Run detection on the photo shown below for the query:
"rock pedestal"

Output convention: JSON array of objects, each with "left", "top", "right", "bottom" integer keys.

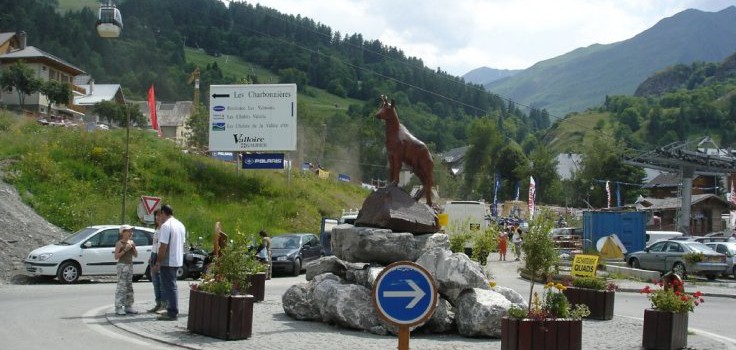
[
  {"left": 283, "top": 226, "right": 527, "bottom": 338},
  {"left": 355, "top": 186, "right": 439, "bottom": 233}
]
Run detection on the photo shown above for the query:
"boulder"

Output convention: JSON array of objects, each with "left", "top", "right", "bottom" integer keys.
[
  {"left": 417, "top": 297, "right": 455, "bottom": 334},
  {"left": 355, "top": 186, "right": 439, "bottom": 233},
  {"left": 415, "top": 248, "right": 490, "bottom": 303},
  {"left": 491, "top": 286, "right": 528, "bottom": 309},
  {"left": 332, "top": 226, "right": 449, "bottom": 265},
  {"left": 305, "top": 255, "right": 370, "bottom": 281},
  {"left": 313, "top": 276, "right": 388, "bottom": 335},
  {"left": 281, "top": 282, "right": 320, "bottom": 320},
  {"left": 346, "top": 265, "right": 383, "bottom": 289},
  {"left": 454, "top": 288, "right": 513, "bottom": 338}
]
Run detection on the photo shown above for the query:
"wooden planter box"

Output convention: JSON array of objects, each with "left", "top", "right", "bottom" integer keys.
[
  {"left": 563, "top": 287, "right": 615, "bottom": 320},
  {"left": 246, "top": 272, "right": 266, "bottom": 302},
  {"left": 642, "top": 309, "right": 688, "bottom": 350},
  {"left": 187, "top": 288, "right": 254, "bottom": 340},
  {"left": 501, "top": 317, "right": 582, "bottom": 350}
]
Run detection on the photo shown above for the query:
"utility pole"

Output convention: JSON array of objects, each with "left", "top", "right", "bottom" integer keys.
[
  {"left": 121, "top": 105, "right": 130, "bottom": 224},
  {"left": 188, "top": 67, "right": 200, "bottom": 107}
]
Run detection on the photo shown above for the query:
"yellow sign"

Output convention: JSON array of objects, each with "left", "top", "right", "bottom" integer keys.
[
  {"left": 437, "top": 213, "right": 449, "bottom": 227},
  {"left": 571, "top": 254, "right": 599, "bottom": 278}
]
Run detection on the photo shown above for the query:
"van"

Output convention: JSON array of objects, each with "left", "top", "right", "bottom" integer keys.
[
  {"left": 645, "top": 231, "right": 683, "bottom": 246},
  {"left": 442, "top": 201, "right": 488, "bottom": 232}
]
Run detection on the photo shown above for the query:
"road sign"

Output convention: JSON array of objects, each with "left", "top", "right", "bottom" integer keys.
[
  {"left": 141, "top": 196, "right": 161, "bottom": 215},
  {"left": 208, "top": 84, "right": 297, "bottom": 152},
  {"left": 137, "top": 196, "right": 161, "bottom": 225},
  {"left": 372, "top": 261, "right": 437, "bottom": 327}
]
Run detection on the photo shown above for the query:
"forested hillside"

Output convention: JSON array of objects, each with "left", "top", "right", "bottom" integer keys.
[{"left": 1, "top": 0, "right": 554, "bottom": 203}]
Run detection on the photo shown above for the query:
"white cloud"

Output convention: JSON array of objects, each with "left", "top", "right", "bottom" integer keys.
[{"left": 251, "top": 0, "right": 734, "bottom": 75}]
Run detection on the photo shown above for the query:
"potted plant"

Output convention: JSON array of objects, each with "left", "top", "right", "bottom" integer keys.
[
  {"left": 640, "top": 274, "right": 704, "bottom": 350},
  {"left": 501, "top": 211, "right": 590, "bottom": 350},
  {"left": 187, "top": 239, "right": 257, "bottom": 340},
  {"left": 563, "top": 276, "right": 618, "bottom": 320}
]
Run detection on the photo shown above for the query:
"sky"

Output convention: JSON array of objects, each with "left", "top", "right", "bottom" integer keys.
[{"left": 250, "top": 0, "right": 736, "bottom": 76}]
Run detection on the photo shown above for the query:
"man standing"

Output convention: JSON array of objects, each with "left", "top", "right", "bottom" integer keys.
[{"left": 152, "top": 204, "right": 185, "bottom": 321}]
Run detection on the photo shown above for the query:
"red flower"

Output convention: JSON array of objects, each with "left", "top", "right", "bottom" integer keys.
[
  {"left": 693, "top": 291, "right": 703, "bottom": 298},
  {"left": 640, "top": 285, "right": 652, "bottom": 294}
]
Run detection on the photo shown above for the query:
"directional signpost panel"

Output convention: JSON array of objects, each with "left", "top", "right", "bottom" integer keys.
[
  {"left": 372, "top": 261, "right": 437, "bottom": 350},
  {"left": 208, "top": 84, "right": 297, "bottom": 152}
]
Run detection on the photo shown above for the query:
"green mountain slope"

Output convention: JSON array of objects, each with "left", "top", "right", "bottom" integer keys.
[
  {"left": 0, "top": 113, "right": 367, "bottom": 238},
  {"left": 486, "top": 6, "right": 736, "bottom": 118}
]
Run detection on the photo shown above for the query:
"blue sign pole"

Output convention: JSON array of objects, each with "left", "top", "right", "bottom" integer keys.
[{"left": 372, "top": 261, "right": 437, "bottom": 350}]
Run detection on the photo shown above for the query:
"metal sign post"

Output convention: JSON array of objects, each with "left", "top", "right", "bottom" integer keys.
[{"left": 372, "top": 261, "right": 437, "bottom": 350}]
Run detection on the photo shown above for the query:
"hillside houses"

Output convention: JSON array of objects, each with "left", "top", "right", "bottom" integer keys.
[{"left": 0, "top": 31, "right": 190, "bottom": 145}]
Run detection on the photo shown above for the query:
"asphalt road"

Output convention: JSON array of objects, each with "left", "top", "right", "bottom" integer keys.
[
  {"left": 2, "top": 266, "right": 735, "bottom": 350},
  {"left": 0, "top": 275, "right": 303, "bottom": 350}
]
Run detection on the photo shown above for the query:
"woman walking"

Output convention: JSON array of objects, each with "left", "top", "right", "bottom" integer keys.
[{"left": 498, "top": 228, "right": 508, "bottom": 261}]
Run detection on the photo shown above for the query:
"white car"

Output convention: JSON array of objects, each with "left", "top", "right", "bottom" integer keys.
[{"left": 24, "top": 225, "right": 154, "bottom": 283}]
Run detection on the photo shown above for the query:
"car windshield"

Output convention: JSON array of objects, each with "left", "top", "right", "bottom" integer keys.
[
  {"left": 271, "top": 236, "right": 300, "bottom": 249},
  {"left": 58, "top": 227, "right": 98, "bottom": 245},
  {"left": 683, "top": 241, "right": 716, "bottom": 253}
]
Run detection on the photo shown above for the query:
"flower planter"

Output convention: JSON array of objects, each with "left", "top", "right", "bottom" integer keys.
[
  {"left": 501, "top": 317, "right": 582, "bottom": 350},
  {"left": 246, "top": 272, "right": 266, "bottom": 302},
  {"left": 187, "top": 288, "right": 254, "bottom": 340},
  {"left": 642, "top": 309, "right": 688, "bottom": 350},
  {"left": 563, "top": 286, "right": 615, "bottom": 320}
]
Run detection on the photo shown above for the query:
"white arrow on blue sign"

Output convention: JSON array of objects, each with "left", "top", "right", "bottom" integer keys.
[{"left": 372, "top": 261, "right": 437, "bottom": 326}]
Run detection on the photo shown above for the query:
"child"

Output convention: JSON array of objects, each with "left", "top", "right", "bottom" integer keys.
[
  {"left": 114, "top": 224, "right": 138, "bottom": 315},
  {"left": 498, "top": 229, "right": 508, "bottom": 261}
]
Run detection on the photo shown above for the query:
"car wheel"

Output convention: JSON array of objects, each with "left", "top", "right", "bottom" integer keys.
[
  {"left": 705, "top": 274, "right": 717, "bottom": 281},
  {"left": 177, "top": 265, "right": 188, "bottom": 280},
  {"left": 733, "top": 267, "right": 736, "bottom": 280},
  {"left": 292, "top": 258, "right": 301, "bottom": 276},
  {"left": 132, "top": 274, "right": 143, "bottom": 282},
  {"left": 144, "top": 266, "right": 151, "bottom": 281},
  {"left": 672, "top": 262, "right": 687, "bottom": 278},
  {"left": 629, "top": 258, "right": 640, "bottom": 269},
  {"left": 57, "top": 261, "right": 80, "bottom": 284}
]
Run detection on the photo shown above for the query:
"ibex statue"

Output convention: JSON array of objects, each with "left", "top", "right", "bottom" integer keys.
[{"left": 375, "top": 95, "right": 434, "bottom": 207}]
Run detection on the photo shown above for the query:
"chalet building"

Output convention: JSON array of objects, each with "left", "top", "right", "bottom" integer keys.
[
  {"left": 0, "top": 31, "right": 86, "bottom": 119},
  {"left": 643, "top": 172, "right": 720, "bottom": 199},
  {"left": 635, "top": 194, "right": 732, "bottom": 235},
  {"left": 132, "top": 100, "right": 193, "bottom": 147},
  {"left": 73, "top": 76, "right": 125, "bottom": 127}
]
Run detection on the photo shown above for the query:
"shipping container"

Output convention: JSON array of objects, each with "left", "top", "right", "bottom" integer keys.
[{"left": 583, "top": 211, "right": 646, "bottom": 254}]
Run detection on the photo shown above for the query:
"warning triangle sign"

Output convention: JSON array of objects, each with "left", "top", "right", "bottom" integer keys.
[{"left": 141, "top": 196, "right": 161, "bottom": 215}]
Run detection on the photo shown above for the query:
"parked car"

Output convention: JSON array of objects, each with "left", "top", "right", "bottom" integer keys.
[
  {"left": 627, "top": 239, "right": 728, "bottom": 280},
  {"left": 24, "top": 225, "right": 154, "bottom": 283},
  {"left": 694, "top": 235, "right": 730, "bottom": 243},
  {"left": 270, "top": 233, "right": 322, "bottom": 276},
  {"left": 704, "top": 241, "right": 736, "bottom": 279}
]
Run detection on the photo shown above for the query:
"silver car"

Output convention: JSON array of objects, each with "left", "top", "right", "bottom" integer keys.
[
  {"left": 704, "top": 241, "right": 736, "bottom": 279},
  {"left": 627, "top": 240, "right": 728, "bottom": 280},
  {"left": 25, "top": 225, "right": 154, "bottom": 283}
]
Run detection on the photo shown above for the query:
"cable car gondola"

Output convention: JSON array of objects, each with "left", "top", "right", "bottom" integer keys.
[{"left": 96, "top": 1, "right": 123, "bottom": 38}]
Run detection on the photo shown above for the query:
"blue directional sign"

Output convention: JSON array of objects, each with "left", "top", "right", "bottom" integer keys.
[{"left": 372, "top": 261, "right": 437, "bottom": 326}]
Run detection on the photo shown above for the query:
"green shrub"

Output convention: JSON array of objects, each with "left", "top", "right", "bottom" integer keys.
[{"left": 572, "top": 276, "right": 607, "bottom": 290}]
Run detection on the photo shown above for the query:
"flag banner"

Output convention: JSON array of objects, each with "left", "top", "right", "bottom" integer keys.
[
  {"left": 528, "top": 176, "right": 536, "bottom": 218},
  {"left": 147, "top": 85, "right": 160, "bottom": 136},
  {"left": 730, "top": 179, "right": 736, "bottom": 229},
  {"left": 616, "top": 182, "right": 622, "bottom": 207},
  {"left": 492, "top": 173, "right": 500, "bottom": 217},
  {"left": 606, "top": 181, "right": 611, "bottom": 209},
  {"left": 514, "top": 181, "right": 520, "bottom": 201}
]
